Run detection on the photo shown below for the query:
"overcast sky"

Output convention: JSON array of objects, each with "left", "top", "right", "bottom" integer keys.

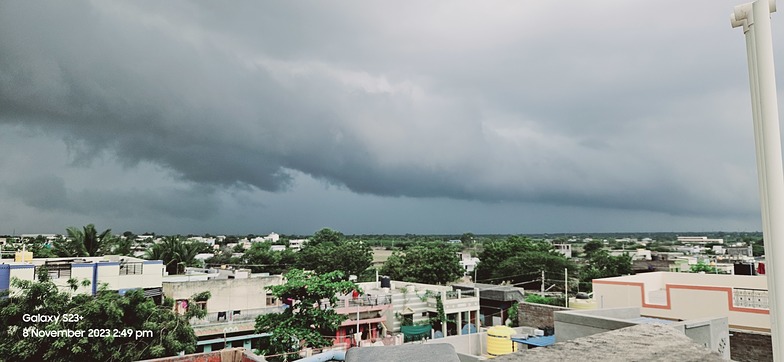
[{"left": 0, "top": 1, "right": 781, "bottom": 236}]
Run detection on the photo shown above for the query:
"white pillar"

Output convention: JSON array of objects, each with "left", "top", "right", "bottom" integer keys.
[
  {"left": 732, "top": 1, "right": 784, "bottom": 359},
  {"left": 457, "top": 312, "right": 463, "bottom": 335}
]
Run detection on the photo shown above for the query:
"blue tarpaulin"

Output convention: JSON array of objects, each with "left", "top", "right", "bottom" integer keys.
[{"left": 511, "top": 335, "right": 555, "bottom": 348}]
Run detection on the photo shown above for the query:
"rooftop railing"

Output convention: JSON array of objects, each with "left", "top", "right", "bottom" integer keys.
[{"left": 337, "top": 294, "right": 393, "bottom": 308}]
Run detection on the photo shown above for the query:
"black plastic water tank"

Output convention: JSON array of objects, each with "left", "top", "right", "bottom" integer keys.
[{"left": 380, "top": 276, "right": 391, "bottom": 288}]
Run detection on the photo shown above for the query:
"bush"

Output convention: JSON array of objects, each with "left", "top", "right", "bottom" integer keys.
[{"left": 525, "top": 294, "right": 565, "bottom": 307}]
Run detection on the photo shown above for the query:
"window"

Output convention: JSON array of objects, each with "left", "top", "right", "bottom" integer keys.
[
  {"left": 402, "top": 313, "right": 413, "bottom": 326},
  {"left": 175, "top": 299, "right": 189, "bottom": 315},
  {"left": 119, "top": 262, "right": 143, "bottom": 275},
  {"left": 36, "top": 263, "right": 71, "bottom": 280},
  {"left": 195, "top": 301, "right": 207, "bottom": 311}
]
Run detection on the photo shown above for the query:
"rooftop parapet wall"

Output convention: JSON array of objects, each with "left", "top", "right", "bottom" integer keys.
[
  {"left": 595, "top": 271, "right": 767, "bottom": 291},
  {"left": 593, "top": 272, "right": 770, "bottom": 332}
]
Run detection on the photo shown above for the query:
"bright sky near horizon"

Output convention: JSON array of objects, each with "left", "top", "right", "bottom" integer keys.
[{"left": 0, "top": 1, "right": 781, "bottom": 235}]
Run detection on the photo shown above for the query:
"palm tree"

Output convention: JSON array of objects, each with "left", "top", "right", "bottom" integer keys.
[
  {"left": 145, "top": 236, "right": 201, "bottom": 275},
  {"left": 57, "top": 224, "right": 112, "bottom": 257}
]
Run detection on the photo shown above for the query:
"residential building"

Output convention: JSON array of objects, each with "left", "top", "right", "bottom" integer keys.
[
  {"left": 0, "top": 254, "right": 164, "bottom": 300},
  {"left": 609, "top": 248, "right": 651, "bottom": 261},
  {"left": 162, "top": 268, "right": 285, "bottom": 352},
  {"left": 289, "top": 239, "right": 308, "bottom": 251},
  {"left": 456, "top": 252, "right": 480, "bottom": 275},
  {"left": 553, "top": 244, "right": 572, "bottom": 259},
  {"left": 678, "top": 236, "right": 724, "bottom": 244},
  {"left": 452, "top": 283, "right": 525, "bottom": 326},
  {"left": 187, "top": 236, "right": 217, "bottom": 246},
  {"left": 249, "top": 236, "right": 266, "bottom": 243},
  {"left": 726, "top": 244, "right": 753, "bottom": 258},
  {"left": 263, "top": 232, "right": 280, "bottom": 243},
  {"left": 592, "top": 272, "right": 769, "bottom": 332},
  {"left": 333, "top": 287, "right": 395, "bottom": 347},
  {"left": 336, "top": 280, "right": 481, "bottom": 347},
  {"left": 675, "top": 245, "right": 703, "bottom": 255},
  {"left": 19, "top": 234, "right": 60, "bottom": 242},
  {"left": 668, "top": 257, "right": 697, "bottom": 272}
]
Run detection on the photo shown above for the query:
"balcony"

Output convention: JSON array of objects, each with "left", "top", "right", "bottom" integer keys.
[
  {"left": 190, "top": 306, "right": 285, "bottom": 327},
  {"left": 426, "top": 289, "right": 479, "bottom": 313},
  {"left": 335, "top": 294, "right": 393, "bottom": 315}
]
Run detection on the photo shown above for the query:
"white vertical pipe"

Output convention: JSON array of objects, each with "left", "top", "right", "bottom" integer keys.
[
  {"left": 565, "top": 268, "right": 569, "bottom": 308},
  {"left": 733, "top": 1, "right": 784, "bottom": 359},
  {"left": 753, "top": 2, "right": 784, "bottom": 359}
]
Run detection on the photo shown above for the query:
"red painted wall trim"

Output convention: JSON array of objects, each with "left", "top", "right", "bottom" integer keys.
[{"left": 593, "top": 279, "right": 769, "bottom": 315}]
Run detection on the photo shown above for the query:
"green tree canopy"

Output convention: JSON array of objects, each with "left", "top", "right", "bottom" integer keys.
[
  {"left": 582, "top": 239, "right": 604, "bottom": 257},
  {"left": 242, "top": 242, "right": 297, "bottom": 275},
  {"left": 255, "top": 269, "right": 357, "bottom": 361},
  {"left": 0, "top": 273, "right": 203, "bottom": 361},
  {"left": 295, "top": 229, "right": 372, "bottom": 278},
  {"left": 578, "top": 250, "right": 633, "bottom": 291},
  {"left": 475, "top": 236, "right": 575, "bottom": 287},
  {"left": 380, "top": 244, "right": 464, "bottom": 285},
  {"left": 690, "top": 260, "right": 718, "bottom": 274},
  {"left": 308, "top": 228, "right": 343, "bottom": 247},
  {"left": 25, "top": 236, "right": 56, "bottom": 258}
]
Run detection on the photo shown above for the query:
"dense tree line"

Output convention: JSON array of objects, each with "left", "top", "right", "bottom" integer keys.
[{"left": 475, "top": 236, "right": 576, "bottom": 289}]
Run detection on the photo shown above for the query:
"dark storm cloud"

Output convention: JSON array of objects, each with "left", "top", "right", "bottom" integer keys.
[
  {"left": 3, "top": 171, "right": 219, "bottom": 221},
  {"left": 0, "top": 0, "right": 768, "bottom": 226},
  {"left": 6, "top": 175, "right": 69, "bottom": 211}
]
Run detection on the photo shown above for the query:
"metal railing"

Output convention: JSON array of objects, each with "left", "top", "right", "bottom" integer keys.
[
  {"left": 338, "top": 294, "right": 393, "bottom": 308},
  {"left": 34, "top": 264, "right": 71, "bottom": 280},
  {"left": 445, "top": 290, "right": 460, "bottom": 300},
  {"left": 119, "top": 262, "right": 143, "bottom": 275}
]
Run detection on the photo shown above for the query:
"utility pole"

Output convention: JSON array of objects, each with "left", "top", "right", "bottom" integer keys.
[
  {"left": 731, "top": 1, "right": 784, "bottom": 359},
  {"left": 541, "top": 270, "right": 545, "bottom": 293}
]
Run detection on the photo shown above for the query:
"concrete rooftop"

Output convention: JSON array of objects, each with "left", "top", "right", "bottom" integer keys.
[{"left": 493, "top": 324, "right": 728, "bottom": 362}]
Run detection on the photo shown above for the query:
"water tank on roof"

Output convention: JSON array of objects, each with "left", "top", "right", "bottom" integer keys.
[
  {"left": 487, "top": 325, "right": 517, "bottom": 357},
  {"left": 380, "top": 276, "right": 391, "bottom": 288},
  {"left": 14, "top": 251, "right": 32, "bottom": 262}
]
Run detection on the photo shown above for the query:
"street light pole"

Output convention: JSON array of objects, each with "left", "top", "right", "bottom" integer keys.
[{"left": 732, "top": 1, "right": 784, "bottom": 359}]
